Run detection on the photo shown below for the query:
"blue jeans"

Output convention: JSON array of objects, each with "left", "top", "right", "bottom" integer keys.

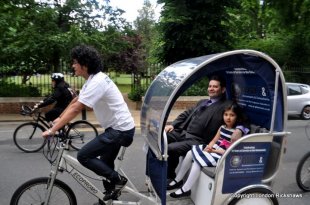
[{"left": 77, "top": 127, "right": 135, "bottom": 183}]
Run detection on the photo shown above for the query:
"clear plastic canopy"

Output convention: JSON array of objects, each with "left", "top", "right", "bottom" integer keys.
[{"left": 141, "top": 50, "right": 287, "bottom": 160}]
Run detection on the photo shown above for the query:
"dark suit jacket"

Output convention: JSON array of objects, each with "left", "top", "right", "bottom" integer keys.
[{"left": 171, "top": 97, "right": 232, "bottom": 144}]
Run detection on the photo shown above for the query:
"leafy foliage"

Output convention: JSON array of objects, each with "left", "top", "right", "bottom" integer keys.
[
  {"left": 182, "top": 78, "right": 209, "bottom": 96},
  {"left": 156, "top": 0, "right": 239, "bottom": 64},
  {"left": 229, "top": 0, "right": 310, "bottom": 68},
  {"left": 0, "top": 0, "right": 136, "bottom": 80},
  {"left": 1, "top": 0, "right": 310, "bottom": 95},
  {"left": 134, "top": 0, "right": 157, "bottom": 64},
  {"left": 105, "top": 30, "right": 146, "bottom": 74},
  {"left": 128, "top": 86, "right": 146, "bottom": 102}
]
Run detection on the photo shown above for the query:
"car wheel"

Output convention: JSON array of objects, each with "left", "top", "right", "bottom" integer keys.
[{"left": 301, "top": 105, "right": 310, "bottom": 120}]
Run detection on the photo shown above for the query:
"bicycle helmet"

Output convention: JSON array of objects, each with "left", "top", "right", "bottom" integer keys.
[{"left": 51, "top": 73, "right": 64, "bottom": 83}]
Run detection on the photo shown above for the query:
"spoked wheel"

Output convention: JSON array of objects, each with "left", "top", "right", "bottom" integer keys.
[
  {"left": 296, "top": 151, "right": 310, "bottom": 191},
  {"left": 10, "top": 177, "right": 77, "bottom": 205},
  {"left": 13, "top": 122, "right": 47, "bottom": 153},
  {"left": 228, "top": 188, "right": 278, "bottom": 205},
  {"left": 66, "top": 120, "right": 98, "bottom": 150}
]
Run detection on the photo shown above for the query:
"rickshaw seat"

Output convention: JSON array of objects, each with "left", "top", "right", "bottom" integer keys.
[
  {"left": 201, "top": 167, "right": 217, "bottom": 178},
  {"left": 250, "top": 124, "right": 269, "bottom": 133}
]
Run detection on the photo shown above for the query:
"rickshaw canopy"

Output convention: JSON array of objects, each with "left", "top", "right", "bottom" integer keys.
[{"left": 140, "top": 50, "right": 287, "bottom": 203}]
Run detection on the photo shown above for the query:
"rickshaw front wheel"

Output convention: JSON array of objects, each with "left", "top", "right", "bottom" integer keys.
[
  {"left": 228, "top": 187, "right": 278, "bottom": 205},
  {"left": 296, "top": 151, "right": 310, "bottom": 191}
]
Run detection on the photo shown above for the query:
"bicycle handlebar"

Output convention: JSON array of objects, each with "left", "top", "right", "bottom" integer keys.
[{"left": 20, "top": 105, "right": 35, "bottom": 116}]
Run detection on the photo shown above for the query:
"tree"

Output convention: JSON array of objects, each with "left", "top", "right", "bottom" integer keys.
[
  {"left": 134, "top": 0, "right": 157, "bottom": 62},
  {"left": 229, "top": 0, "right": 310, "bottom": 69},
  {"left": 227, "top": 0, "right": 288, "bottom": 65},
  {"left": 227, "top": 0, "right": 275, "bottom": 40},
  {"left": 266, "top": 0, "right": 310, "bottom": 67},
  {"left": 0, "top": 0, "right": 55, "bottom": 83},
  {"left": 0, "top": 0, "right": 130, "bottom": 83},
  {"left": 132, "top": 1, "right": 159, "bottom": 87},
  {"left": 155, "top": 0, "right": 239, "bottom": 64}
]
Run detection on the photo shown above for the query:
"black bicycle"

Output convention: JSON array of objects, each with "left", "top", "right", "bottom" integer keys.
[
  {"left": 296, "top": 122, "right": 310, "bottom": 191},
  {"left": 13, "top": 105, "right": 98, "bottom": 153}
]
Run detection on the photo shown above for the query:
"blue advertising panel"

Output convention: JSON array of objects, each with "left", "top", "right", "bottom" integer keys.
[
  {"left": 222, "top": 142, "right": 271, "bottom": 193},
  {"left": 225, "top": 67, "right": 273, "bottom": 129}
]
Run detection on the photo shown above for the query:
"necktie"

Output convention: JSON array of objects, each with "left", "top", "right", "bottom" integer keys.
[
  {"left": 202, "top": 99, "right": 212, "bottom": 108},
  {"left": 206, "top": 99, "right": 212, "bottom": 106},
  {"left": 197, "top": 99, "right": 212, "bottom": 112}
]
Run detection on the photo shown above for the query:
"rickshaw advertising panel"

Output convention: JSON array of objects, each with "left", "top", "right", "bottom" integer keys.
[
  {"left": 225, "top": 67, "right": 273, "bottom": 130},
  {"left": 222, "top": 142, "right": 271, "bottom": 193}
]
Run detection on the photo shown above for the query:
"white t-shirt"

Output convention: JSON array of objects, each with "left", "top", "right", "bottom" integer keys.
[{"left": 78, "top": 72, "right": 135, "bottom": 131}]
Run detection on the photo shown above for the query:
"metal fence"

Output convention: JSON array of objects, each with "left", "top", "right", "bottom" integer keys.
[
  {"left": 0, "top": 65, "right": 308, "bottom": 97},
  {"left": 0, "top": 64, "right": 164, "bottom": 97},
  {"left": 282, "top": 66, "right": 310, "bottom": 84}
]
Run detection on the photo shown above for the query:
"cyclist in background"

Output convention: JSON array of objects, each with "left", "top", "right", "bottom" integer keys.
[{"left": 34, "top": 73, "right": 74, "bottom": 122}]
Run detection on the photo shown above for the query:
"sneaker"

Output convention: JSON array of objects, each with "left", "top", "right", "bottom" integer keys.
[
  {"left": 102, "top": 190, "right": 119, "bottom": 201},
  {"left": 103, "top": 175, "right": 127, "bottom": 201}
]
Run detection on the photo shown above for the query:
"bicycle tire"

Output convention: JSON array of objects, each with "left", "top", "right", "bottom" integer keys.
[
  {"left": 10, "top": 177, "right": 76, "bottom": 205},
  {"left": 296, "top": 151, "right": 310, "bottom": 191},
  {"left": 66, "top": 120, "right": 98, "bottom": 150},
  {"left": 13, "top": 122, "right": 47, "bottom": 153},
  {"left": 228, "top": 187, "right": 278, "bottom": 205}
]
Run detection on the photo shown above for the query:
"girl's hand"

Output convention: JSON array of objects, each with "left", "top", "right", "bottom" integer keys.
[{"left": 204, "top": 145, "right": 213, "bottom": 153}]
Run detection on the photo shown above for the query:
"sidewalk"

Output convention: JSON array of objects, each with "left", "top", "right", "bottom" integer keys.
[{"left": 0, "top": 109, "right": 184, "bottom": 128}]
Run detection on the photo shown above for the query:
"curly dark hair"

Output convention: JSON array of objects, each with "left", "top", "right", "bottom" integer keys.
[{"left": 70, "top": 45, "right": 103, "bottom": 75}]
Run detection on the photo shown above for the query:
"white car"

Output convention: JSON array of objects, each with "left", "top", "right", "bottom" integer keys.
[{"left": 286, "top": 82, "right": 310, "bottom": 120}]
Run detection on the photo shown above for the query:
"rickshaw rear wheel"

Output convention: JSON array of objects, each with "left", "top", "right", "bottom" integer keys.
[
  {"left": 296, "top": 151, "right": 310, "bottom": 191},
  {"left": 228, "top": 187, "right": 278, "bottom": 205}
]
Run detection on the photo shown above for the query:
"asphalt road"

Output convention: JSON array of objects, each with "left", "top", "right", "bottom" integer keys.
[{"left": 1, "top": 119, "right": 310, "bottom": 205}]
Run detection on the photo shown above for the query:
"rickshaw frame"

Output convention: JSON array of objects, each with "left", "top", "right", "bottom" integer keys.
[
  {"left": 141, "top": 49, "right": 290, "bottom": 205},
  {"left": 9, "top": 49, "right": 290, "bottom": 205}
]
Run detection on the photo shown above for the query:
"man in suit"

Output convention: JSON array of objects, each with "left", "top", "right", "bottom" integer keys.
[{"left": 165, "top": 75, "right": 247, "bottom": 179}]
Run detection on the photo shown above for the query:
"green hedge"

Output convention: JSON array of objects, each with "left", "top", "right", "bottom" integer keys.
[{"left": 0, "top": 79, "right": 40, "bottom": 97}]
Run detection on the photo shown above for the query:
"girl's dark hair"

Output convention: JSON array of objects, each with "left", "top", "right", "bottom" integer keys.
[
  {"left": 223, "top": 102, "right": 246, "bottom": 126},
  {"left": 70, "top": 45, "right": 103, "bottom": 75}
]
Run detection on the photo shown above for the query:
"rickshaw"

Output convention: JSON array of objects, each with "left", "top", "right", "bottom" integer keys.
[
  {"left": 10, "top": 49, "right": 289, "bottom": 205},
  {"left": 141, "top": 49, "right": 290, "bottom": 205}
]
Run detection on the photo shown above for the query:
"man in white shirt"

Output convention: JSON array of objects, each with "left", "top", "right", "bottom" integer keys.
[{"left": 42, "top": 45, "right": 135, "bottom": 203}]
